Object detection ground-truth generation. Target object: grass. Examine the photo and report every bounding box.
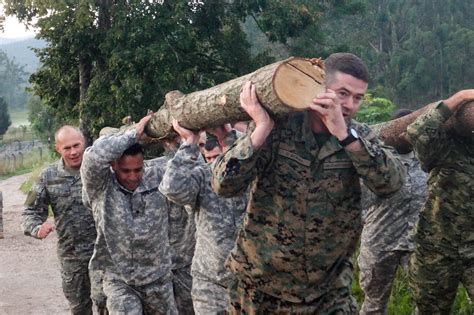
[352,251,473,314]
[9,109,30,127]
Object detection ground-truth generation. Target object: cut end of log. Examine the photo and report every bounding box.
[273,57,326,111]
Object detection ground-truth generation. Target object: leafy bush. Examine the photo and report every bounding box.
[355,94,396,124]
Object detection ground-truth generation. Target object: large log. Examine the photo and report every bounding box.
[372,101,473,153]
[136,56,473,151]
[145,57,326,139]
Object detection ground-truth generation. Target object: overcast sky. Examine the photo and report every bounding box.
[2,15,37,38]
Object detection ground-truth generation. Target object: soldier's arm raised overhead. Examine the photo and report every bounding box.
[81,114,152,198]
[211,81,275,197]
[407,89,474,171]
[159,119,206,208]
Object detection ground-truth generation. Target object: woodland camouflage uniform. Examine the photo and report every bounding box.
[22,160,96,315]
[358,152,427,315]
[160,140,247,315]
[81,130,177,315]
[407,102,474,314]
[212,112,405,314]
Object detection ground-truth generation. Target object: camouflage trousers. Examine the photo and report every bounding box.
[89,267,108,314]
[172,266,194,314]
[228,279,358,315]
[358,249,411,315]
[192,277,230,315]
[59,259,93,315]
[408,215,474,315]
[103,273,178,315]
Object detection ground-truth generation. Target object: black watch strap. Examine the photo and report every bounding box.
[338,129,359,147]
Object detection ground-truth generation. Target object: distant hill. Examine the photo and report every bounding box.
[0,36,47,74]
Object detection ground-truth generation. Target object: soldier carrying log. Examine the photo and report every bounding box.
[211,52,406,313]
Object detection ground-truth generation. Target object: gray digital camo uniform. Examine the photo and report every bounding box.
[407,102,474,314]
[160,142,247,315]
[81,130,177,315]
[22,160,96,315]
[212,112,405,314]
[358,152,427,315]
[155,152,196,315]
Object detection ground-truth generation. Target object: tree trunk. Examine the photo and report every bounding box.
[146,57,326,138]
[371,101,473,153]
[78,56,92,145]
[142,56,473,151]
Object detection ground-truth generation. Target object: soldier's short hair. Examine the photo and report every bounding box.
[392,108,413,119]
[325,53,369,84]
[54,125,84,143]
[123,143,144,157]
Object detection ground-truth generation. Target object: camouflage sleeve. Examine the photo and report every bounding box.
[346,125,406,197]
[21,171,49,238]
[159,142,205,209]
[406,101,452,171]
[81,130,137,197]
[211,126,273,198]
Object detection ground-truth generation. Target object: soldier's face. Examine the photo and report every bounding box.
[55,131,85,169]
[111,154,145,191]
[327,71,368,122]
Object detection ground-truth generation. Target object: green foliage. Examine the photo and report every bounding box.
[355,94,396,124]
[0,97,12,135]
[0,50,29,109]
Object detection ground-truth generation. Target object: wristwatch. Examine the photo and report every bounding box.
[338,128,359,147]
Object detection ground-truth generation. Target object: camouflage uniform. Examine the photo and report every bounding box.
[358,152,427,315]
[212,112,405,313]
[22,160,96,315]
[164,166,196,315]
[81,130,177,315]
[160,142,247,314]
[407,102,474,314]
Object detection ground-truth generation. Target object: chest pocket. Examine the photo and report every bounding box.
[272,144,311,194]
[321,158,358,198]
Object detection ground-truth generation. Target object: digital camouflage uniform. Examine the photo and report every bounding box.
[212,112,406,314]
[22,160,96,315]
[161,151,196,315]
[358,152,427,315]
[160,141,247,315]
[407,102,474,314]
[81,130,177,315]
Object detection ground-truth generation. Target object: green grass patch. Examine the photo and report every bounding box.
[352,251,473,314]
[0,148,55,180]
[9,109,30,127]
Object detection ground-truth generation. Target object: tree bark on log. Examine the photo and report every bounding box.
[145,57,326,139]
[134,56,472,152]
[371,101,473,153]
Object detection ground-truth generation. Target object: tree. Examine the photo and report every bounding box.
[4,0,363,140]
[0,97,11,136]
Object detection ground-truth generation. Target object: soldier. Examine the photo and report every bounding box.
[22,125,97,314]
[81,114,177,314]
[211,52,406,313]
[160,122,247,314]
[161,136,196,315]
[358,109,428,315]
[407,90,474,314]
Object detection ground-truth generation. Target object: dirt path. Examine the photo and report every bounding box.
[0,173,68,315]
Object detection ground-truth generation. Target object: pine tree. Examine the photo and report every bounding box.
[0,97,11,135]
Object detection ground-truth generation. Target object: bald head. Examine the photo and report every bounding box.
[55,125,86,169]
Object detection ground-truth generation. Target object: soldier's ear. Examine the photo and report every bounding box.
[111,160,117,171]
